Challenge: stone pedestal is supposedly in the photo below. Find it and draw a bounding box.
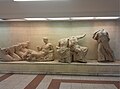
[0,60,119,76]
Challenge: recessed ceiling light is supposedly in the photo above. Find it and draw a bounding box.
[0,19,3,21]
[71,17,95,20]
[0,19,25,21]
[95,17,119,20]
[5,19,25,21]
[47,18,70,21]
[14,0,50,1]
[13,0,68,1]
[25,18,47,21]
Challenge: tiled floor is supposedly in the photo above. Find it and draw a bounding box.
[0,74,119,89]
[60,83,117,89]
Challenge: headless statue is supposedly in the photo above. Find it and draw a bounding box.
[93,29,114,62]
[56,38,71,63]
[57,34,88,63]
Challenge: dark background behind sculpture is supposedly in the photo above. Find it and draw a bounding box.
[0,20,119,60]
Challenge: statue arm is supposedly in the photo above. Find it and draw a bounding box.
[93,30,101,40]
[106,32,110,41]
[77,34,86,40]
[93,32,98,40]
[37,46,42,52]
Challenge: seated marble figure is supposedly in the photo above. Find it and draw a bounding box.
[27,37,54,61]
[56,38,71,63]
[57,34,88,63]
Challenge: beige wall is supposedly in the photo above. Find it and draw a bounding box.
[0,0,119,18]
[0,20,119,60]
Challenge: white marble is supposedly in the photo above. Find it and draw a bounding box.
[0,74,119,89]
[99,76,120,81]
[13,74,37,89]
[71,83,82,89]
[0,74,36,89]
[36,75,53,89]
[0,61,119,76]
[104,84,117,89]
[59,83,71,89]
[59,83,117,89]
[52,75,62,79]
[61,75,72,79]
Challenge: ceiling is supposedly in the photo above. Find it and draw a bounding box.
[0,0,119,18]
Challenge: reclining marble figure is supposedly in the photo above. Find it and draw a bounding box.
[27,37,54,61]
[7,46,21,61]
[57,34,88,63]
[93,29,115,62]
[0,41,32,61]
[15,43,31,60]
[0,48,15,61]
[20,41,31,53]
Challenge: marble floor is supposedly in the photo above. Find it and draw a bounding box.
[0,74,119,89]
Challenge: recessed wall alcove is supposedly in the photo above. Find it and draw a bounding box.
[0,20,119,60]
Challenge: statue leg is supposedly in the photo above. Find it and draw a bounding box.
[102,42,114,62]
[97,43,105,62]
[43,53,54,61]
[81,47,88,62]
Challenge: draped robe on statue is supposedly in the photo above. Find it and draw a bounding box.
[93,29,114,62]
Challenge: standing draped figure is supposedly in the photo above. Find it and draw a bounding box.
[93,29,114,62]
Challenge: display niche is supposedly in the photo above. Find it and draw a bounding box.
[0,29,115,63]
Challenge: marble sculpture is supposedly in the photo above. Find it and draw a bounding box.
[93,29,114,62]
[0,30,115,63]
[0,48,14,61]
[57,34,88,63]
[27,37,54,61]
